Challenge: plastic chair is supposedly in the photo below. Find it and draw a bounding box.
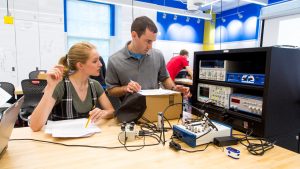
[19,79,47,122]
[176,69,188,78]
[0,82,16,117]
[29,70,47,79]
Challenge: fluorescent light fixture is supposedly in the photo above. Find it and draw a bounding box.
[201,0,221,8]
[242,0,268,6]
[88,0,212,20]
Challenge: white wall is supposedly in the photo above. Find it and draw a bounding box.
[0,0,65,86]
[214,39,259,50]
[263,13,300,47]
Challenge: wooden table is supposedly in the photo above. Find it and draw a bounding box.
[1,119,299,169]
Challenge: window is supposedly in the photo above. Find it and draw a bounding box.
[67,0,111,64]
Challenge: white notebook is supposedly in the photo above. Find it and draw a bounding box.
[45,118,101,138]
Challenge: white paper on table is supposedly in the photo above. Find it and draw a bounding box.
[138,89,179,96]
[44,118,101,138]
[0,87,12,107]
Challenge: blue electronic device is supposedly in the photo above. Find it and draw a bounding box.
[226,73,265,86]
[226,147,240,159]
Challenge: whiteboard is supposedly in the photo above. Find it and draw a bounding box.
[39,23,66,70]
[0,9,18,85]
[263,13,300,47]
[15,20,40,85]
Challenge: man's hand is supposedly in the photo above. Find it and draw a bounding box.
[174,85,191,98]
[124,80,141,93]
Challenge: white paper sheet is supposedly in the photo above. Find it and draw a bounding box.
[0,87,12,107]
[138,89,179,96]
[45,118,101,138]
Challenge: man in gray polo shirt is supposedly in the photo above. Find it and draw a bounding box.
[105,16,189,98]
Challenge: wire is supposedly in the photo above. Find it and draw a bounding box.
[180,143,210,153]
[232,129,275,156]
[170,136,211,153]
[118,132,146,152]
[131,0,134,21]
[9,138,160,150]
[6,0,9,16]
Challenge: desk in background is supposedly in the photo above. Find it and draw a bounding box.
[1,119,300,169]
[174,78,193,86]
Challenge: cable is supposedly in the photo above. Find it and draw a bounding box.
[170,136,210,153]
[118,132,146,152]
[6,0,9,16]
[131,0,134,21]
[232,129,275,156]
[9,138,160,150]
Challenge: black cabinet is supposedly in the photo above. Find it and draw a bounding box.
[191,47,300,153]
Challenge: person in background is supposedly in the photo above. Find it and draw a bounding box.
[30,42,114,132]
[105,16,190,99]
[91,56,106,89]
[166,49,193,81]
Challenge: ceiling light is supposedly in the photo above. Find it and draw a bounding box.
[186,17,190,22]
[221,17,226,23]
[237,13,243,19]
[163,13,167,19]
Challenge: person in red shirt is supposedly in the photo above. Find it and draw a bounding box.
[167,49,193,80]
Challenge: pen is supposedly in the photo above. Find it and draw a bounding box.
[85,105,95,128]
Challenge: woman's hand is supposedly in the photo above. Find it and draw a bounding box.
[89,108,113,123]
[46,65,64,88]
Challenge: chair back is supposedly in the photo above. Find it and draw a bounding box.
[0,82,15,104]
[29,70,47,79]
[21,79,47,108]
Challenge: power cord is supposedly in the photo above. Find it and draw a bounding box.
[9,137,161,150]
[169,136,210,153]
[232,129,275,156]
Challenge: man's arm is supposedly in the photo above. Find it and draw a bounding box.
[162,77,190,97]
[185,66,193,79]
[107,81,141,97]
[107,86,127,97]
[162,77,176,90]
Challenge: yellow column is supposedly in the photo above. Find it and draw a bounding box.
[203,12,216,51]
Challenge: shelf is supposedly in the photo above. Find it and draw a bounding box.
[194,102,262,123]
[197,79,264,90]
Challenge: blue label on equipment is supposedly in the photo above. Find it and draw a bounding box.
[226,73,265,86]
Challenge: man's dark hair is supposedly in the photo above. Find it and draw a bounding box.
[179,49,189,56]
[131,16,158,37]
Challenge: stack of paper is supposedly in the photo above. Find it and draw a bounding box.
[45,118,101,138]
[138,89,179,96]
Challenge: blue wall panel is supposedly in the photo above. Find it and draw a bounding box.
[136,0,187,9]
[215,4,262,43]
[157,12,204,43]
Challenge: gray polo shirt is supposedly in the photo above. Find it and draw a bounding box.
[106,41,169,90]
